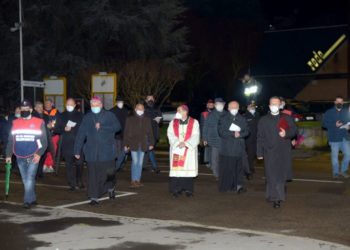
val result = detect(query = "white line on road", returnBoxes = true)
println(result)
[55,192,137,208]
[261,177,344,184]
[0,180,71,189]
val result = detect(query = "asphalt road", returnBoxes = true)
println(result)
[0,149,349,249]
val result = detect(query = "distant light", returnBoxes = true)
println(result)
[50,75,58,79]
[99,72,108,75]
[244,85,258,96]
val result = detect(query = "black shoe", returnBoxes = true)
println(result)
[237,187,247,194]
[89,200,99,206]
[31,201,38,206]
[172,192,179,198]
[246,174,253,180]
[109,190,116,200]
[273,201,281,209]
[152,168,161,174]
[185,191,193,197]
[23,203,31,209]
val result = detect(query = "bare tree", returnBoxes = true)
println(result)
[119,60,183,107]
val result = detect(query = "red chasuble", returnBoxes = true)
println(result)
[172,118,195,168]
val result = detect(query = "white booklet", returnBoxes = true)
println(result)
[340,122,350,129]
[66,120,77,128]
[229,123,241,132]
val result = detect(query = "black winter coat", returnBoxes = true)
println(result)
[218,113,249,157]
[54,110,83,155]
[74,109,121,162]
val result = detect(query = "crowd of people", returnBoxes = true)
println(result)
[2,94,348,210]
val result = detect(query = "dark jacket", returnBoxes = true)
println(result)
[32,111,55,156]
[323,107,349,142]
[74,109,121,162]
[54,110,83,155]
[123,114,155,152]
[144,105,162,141]
[243,111,260,146]
[218,113,249,157]
[203,109,227,148]
[110,106,129,140]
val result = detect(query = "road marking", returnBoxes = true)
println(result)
[55,192,137,208]
[261,177,344,184]
[0,180,71,189]
[157,171,345,184]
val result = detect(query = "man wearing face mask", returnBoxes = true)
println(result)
[6,100,48,209]
[257,96,298,209]
[167,105,200,197]
[203,98,227,179]
[32,101,51,178]
[218,101,249,193]
[74,97,121,205]
[143,95,162,173]
[200,99,215,166]
[110,96,129,171]
[43,99,60,173]
[124,103,154,188]
[55,98,84,190]
[243,103,260,178]
[323,96,350,178]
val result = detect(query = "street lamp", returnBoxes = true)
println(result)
[242,74,261,104]
[10,0,24,101]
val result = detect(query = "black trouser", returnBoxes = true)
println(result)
[169,177,194,194]
[87,161,116,199]
[246,142,257,174]
[63,152,84,188]
[36,151,47,178]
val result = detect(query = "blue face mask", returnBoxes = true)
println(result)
[91,107,101,114]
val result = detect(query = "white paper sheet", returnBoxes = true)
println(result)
[66,120,77,128]
[229,123,241,132]
[154,116,162,123]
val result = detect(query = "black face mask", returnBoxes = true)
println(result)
[147,101,154,107]
[21,110,31,118]
[335,103,343,110]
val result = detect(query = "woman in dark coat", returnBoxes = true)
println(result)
[74,97,121,205]
[123,103,154,188]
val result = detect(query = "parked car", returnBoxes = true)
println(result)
[161,106,176,123]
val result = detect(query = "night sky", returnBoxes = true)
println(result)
[176,0,348,111]
[0,0,348,112]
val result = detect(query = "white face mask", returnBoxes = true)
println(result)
[249,109,256,115]
[175,112,182,120]
[66,106,75,112]
[230,109,238,116]
[136,110,144,116]
[117,102,124,109]
[269,105,280,115]
[215,104,224,112]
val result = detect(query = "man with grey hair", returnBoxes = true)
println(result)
[74,97,121,205]
[203,97,227,179]
[218,101,249,193]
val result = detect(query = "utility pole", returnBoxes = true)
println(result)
[347,0,350,99]
[19,0,24,101]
